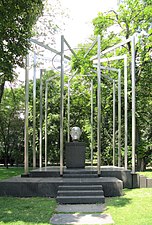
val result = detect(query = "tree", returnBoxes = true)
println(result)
[0,0,43,103]
[71,0,152,169]
[33,0,68,46]
[0,85,25,167]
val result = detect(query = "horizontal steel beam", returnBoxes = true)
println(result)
[93,65,119,72]
[46,74,60,83]
[91,37,131,61]
[30,38,71,61]
[93,55,126,64]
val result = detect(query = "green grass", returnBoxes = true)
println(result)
[0,167,24,180]
[0,189,152,225]
[106,188,152,225]
[0,197,56,225]
[0,168,152,224]
[138,169,152,178]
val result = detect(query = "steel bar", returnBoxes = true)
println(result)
[118,69,121,167]
[60,35,64,176]
[100,66,119,73]
[131,36,136,173]
[24,55,29,174]
[93,55,126,64]
[92,67,118,166]
[45,74,60,167]
[94,65,119,73]
[84,39,97,58]
[39,69,43,168]
[45,81,48,167]
[67,79,70,142]
[91,37,131,60]
[91,80,94,167]
[97,35,101,175]
[124,55,128,170]
[30,38,71,61]
[94,56,128,168]
[33,52,36,168]
[113,80,116,166]
[64,38,77,58]
[67,69,81,142]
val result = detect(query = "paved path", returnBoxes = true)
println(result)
[56,204,106,213]
[50,204,114,225]
[50,213,114,224]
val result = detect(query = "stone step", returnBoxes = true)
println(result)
[58,185,103,191]
[63,174,98,178]
[56,195,105,204]
[58,190,104,196]
[64,169,97,174]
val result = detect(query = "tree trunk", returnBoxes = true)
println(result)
[137,156,146,171]
[0,80,5,103]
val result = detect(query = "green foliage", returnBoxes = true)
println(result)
[0,0,43,102]
[0,0,43,74]
[71,0,152,168]
[0,86,25,167]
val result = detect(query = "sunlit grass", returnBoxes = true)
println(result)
[106,188,152,225]
[0,197,56,225]
[138,169,152,178]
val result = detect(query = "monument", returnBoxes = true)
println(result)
[65,127,86,168]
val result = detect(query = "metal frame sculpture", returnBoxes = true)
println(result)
[24,34,136,175]
[91,36,136,173]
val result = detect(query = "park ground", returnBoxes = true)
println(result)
[0,167,152,225]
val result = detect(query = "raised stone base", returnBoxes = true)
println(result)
[0,176,123,198]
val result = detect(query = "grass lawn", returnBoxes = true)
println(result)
[0,189,152,225]
[0,197,56,225]
[0,167,24,180]
[106,188,152,225]
[138,169,152,178]
[0,168,152,224]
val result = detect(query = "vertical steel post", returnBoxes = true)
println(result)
[33,52,36,168]
[91,80,94,167]
[97,35,101,175]
[45,81,48,167]
[118,69,121,167]
[124,55,128,170]
[113,80,116,166]
[131,36,136,173]
[67,79,70,142]
[39,69,43,168]
[60,35,64,176]
[24,55,29,174]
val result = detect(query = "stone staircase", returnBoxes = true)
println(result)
[56,170,105,204]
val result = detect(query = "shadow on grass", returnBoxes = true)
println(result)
[106,189,134,208]
[106,196,132,208]
[0,197,56,224]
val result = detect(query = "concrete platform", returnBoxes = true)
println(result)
[0,176,123,197]
[29,166,132,188]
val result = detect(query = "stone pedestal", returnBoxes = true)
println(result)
[65,142,86,168]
